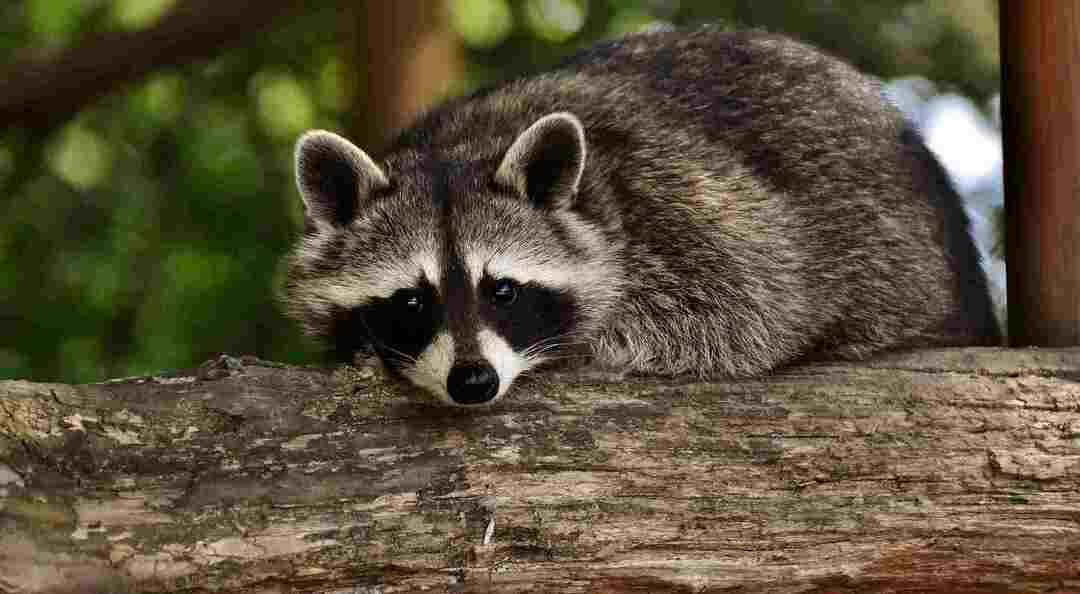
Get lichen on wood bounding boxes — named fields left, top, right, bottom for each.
left=1, top=349, right=1079, bottom=593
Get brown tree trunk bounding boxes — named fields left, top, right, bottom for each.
left=2, top=348, right=1079, bottom=593
left=1001, top=1, right=1080, bottom=346
left=349, top=0, right=461, bottom=150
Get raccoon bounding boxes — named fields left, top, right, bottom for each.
left=283, top=27, right=999, bottom=407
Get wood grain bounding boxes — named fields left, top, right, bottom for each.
left=1002, top=1, right=1080, bottom=346
left=1, top=349, right=1079, bottom=593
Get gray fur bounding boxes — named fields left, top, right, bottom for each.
left=283, top=27, right=999, bottom=398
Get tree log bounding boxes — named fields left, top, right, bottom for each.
left=1, top=348, right=1079, bottom=593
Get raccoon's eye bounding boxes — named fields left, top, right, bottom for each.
left=491, top=279, right=518, bottom=306
left=394, top=289, right=424, bottom=313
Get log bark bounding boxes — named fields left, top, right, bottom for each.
left=1, top=348, right=1079, bottom=593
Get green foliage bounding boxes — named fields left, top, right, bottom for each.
left=46, top=124, right=113, bottom=190
left=26, top=0, right=96, bottom=43
left=111, top=0, right=177, bottom=29
left=452, top=0, right=514, bottom=48
left=525, top=0, right=587, bottom=42
left=0, top=0, right=999, bottom=382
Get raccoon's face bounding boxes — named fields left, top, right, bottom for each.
left=285, top=113, right=622, bottom=406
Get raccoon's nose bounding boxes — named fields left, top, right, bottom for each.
left=447, top=362, right=499, bottom=405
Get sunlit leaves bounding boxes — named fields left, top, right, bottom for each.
left=606, top=9, right=667, bottom=35
left=129, top=74, right=186, bottom=129
left=317, top=58, right=350, bottom=112
left=111, top=0, right=177, bottom=29
left=251, top=71, right=315, bottom=140
left=28, top=0, right=179, bottom=37
left=452, top=0, right=514, bottom=48
left=525, top=0, right=586, bottom=41
left=46, top=125, right=113, bottom=190
left=26, top=0, right=93, bottom=43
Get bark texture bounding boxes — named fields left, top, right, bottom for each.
left=1, top=348, right=1079, bottom=593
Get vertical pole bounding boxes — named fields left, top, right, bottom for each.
left=1000, top=1, right=1080, bottom=346
left=350, top=0, right=461, bottom=151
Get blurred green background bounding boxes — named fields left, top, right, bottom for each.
left=0, top=0, right=1000, bottom=383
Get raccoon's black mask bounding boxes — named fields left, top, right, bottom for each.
left=286, top=113, right=620, bottom=406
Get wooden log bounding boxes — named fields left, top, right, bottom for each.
left=1, top=349, right=1079, bottom=593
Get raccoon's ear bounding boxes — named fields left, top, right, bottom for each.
left=495, top=112, right=586, bottom=209
left=294, top=130, right=389, bottom=226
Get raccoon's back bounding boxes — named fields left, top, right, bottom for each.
left=391, top=28, right=999, bottom=372
left=566, top=30, right=996, bottom=340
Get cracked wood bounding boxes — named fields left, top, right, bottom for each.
left=1, top=348, right=1079, bottom=593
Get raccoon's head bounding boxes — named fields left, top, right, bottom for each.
left=284, top=113, right=623, bottom=406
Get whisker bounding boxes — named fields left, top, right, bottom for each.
left=521, top=332, right=592, bottom=362
left=522, top=342, right=576, bottom=360
left=351, top=314, right=419, bottom=365
left=521, top=331, right=586, bottom=351
left=377, top=344, right=418, bottom=365
left=525, top=342, right=589, bottom=357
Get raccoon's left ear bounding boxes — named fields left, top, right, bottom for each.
left=294, top=130, right=390, bottom=227
left=495, top=112, right=586, bottom=209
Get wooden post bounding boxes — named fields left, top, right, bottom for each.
left=1000, top=1, right=1080, bottom=346
left=349, top=0, right=461, bottom=151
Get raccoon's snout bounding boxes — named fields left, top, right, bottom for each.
left=447, top=362, right=499, bottom=405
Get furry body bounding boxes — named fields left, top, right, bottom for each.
left=284, top=28, right=999, bottom=406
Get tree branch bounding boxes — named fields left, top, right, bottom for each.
left=0, top=0, right=303, bottom=130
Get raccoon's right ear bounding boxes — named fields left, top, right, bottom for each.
left=294, top=130, right=389, bottom=226
left=495, top=112, right=586, bottom=209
